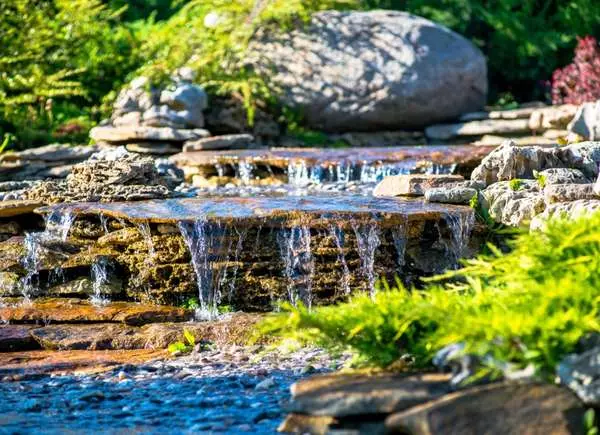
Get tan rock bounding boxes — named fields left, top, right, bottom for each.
left=425, top=119, right=530, bottom=141
left=385, top=383, right=585, bottom=435
left=0, top=298, right=192, bottom=326
left=278, top=414, right=338, bottom=435
left=528, top=104, right=578, bottom=131
left=0, top=200, right=43, bottom=218
left=373, top=175, right=464, bottom=197
left=90, top=126, right=210, bottom=143
left=471, top=135, right=556, bottom=147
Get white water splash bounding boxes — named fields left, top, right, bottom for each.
left=351, top=221, right=381, bottom=297
left=90, top=257, right=111, bottom=306
left=279, top=226, right=315, bottom=308
left=238, top=160, right=256, bottom=185
left=329, top=225, right=351, bottom=296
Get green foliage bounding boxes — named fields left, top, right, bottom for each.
left=168, top=328, right=196, bottom=355
left=182, top=297, right=200, bottom=310
left=585, top=409, right=598, bottom=435
left=0, top=0, right=141, bottom=148
left=533, top=170, right=547, bottom=189
left=508, top=179, right=524, bottom=191
left=259, top=212, right=600, bottom=377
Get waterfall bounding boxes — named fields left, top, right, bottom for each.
left=137, top=222, right=155, bottom=261
left=351, top=221, right=381, bottom=297
left=444, top=212, right=475, bottom=267
left=391, top=219, right=408, bottom=270
left=278, top=226, right=315, bottom=308
left=19, top=210, right=76, bottom=302
left=90, top=257, right=110, bottom=306
left=237, top=160, right=256, bottom=185
left=329, top=224, right=351, bottom=296
left=178, top=219, right=231, bottom=320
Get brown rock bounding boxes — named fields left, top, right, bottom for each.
left=0, top=325, right=40, bottom=352
left=373, top=175, right=464, bottom=197
left=0, top=298, right=192, bottom=326
left=0, top=349, right=165, bottom=378
left=278, top=414, right=339, bottom=435
left=0, top=200, right=43, bottom=218
left=528, top=104, right=578, bottom=130
left=289, top=372, right=452, bottom=417
left=30, top=324, right=143, bottom=351
left=385, top=383, right=585, bottom=435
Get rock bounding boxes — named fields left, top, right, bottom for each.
left=126, top=143, right=181, bottom=155
left=530, top=200, right=600, bottom=230
left=471, top=135, right=556, bottom=147
left=373, top=175, right=464, bottom=197
left=425, top=187, right=478, bottom=205
left=30, top=324, right=144, bottom=351
left=142, top=105, right=186, bottom=129
left=183, top=134, right=255, bottom=152
left=252, top=11, right=486, bottom=132
left=0, top=200, right=43, bottom=218
left=425, top=119, right=530, bottom=141
left=558, top=346, right=600, bottom=406
left=471, top=140, right=561, bottom=186
left=278, top=414, right=338, bottom=435
left=47, top=277, right=122, bottom=298
left=385, top=383, right=585, bottom=435
left=0, top=144, right=99, bottom=163
left=529, top=104, right=579, bottom=131
left=544, top=184, right=597, bottom=204
left=543, top=129, right=570, bottom=140
left=0, top=272, right=21, bottom=296
left=557, top=141, right=600, bottom=179
left=89, top=126, right=210, bottom=143
left=539, top=168, right=590, bottom=185
left=0, top=181, right=37, bottom=192
left=568, top=100, right=600, bottom=140
left=0, top=325, right=40, bottom=352
left=0, top=298, right=192, bottom=326
left=0, top=349, right=164, bottom=377
left=24, top=151, right=176, bottom=205
left=159, top=83, right=208, bottom=128
left=481, top=180, right=545, bottom=227
left=288, top=372, right=452, bottom=417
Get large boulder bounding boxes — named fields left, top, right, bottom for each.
left=253, top=11, right=487, bottom=132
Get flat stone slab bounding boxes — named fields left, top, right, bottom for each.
left=0, top=144, right=100, bottom=163
left=0, top=349, right=165, bottom=378
left=385, top=383, right=585, bottom=435
left=0, top=298, right=192, bottom=326
left=171, top=145, right=495, bottom=171
left=544, top=184, right=597, bottom=204
left=28, top=313, right=263, bottom=351
left=183, top=134, right=255, bottom=152
left=0, top=325, right=40, bottom=352
left=37, top=195, right=474, bottom=230
left=289, top=372, right=452, bottom=417
left=0, top=200, right=44, bottom=218
left=90, top=126, right=210, bottom=143
left=425, top=119, right=531, bottom=140
left=373, top=175, right=464, bottom=197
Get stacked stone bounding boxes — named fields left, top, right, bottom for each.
left=90, top=70, right=258, bottom=155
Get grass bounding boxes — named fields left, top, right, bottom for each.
left=258, top=212, right=600, bottom=379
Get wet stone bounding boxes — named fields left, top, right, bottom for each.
left=0, top=325, right=41, bottom=352
left=0, top=298, right=192, bottom=326
left=373, top=174, right=464, bottom=197
left=425, top=186, right=478, bottom=205
left=385, top=383, right=586, bottom=435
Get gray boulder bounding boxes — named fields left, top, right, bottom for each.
left=538, top=168, right=590, bottom=185
left=253, top=11, right=487, bottom=132
left=481, top=180, right=545, bottom=227
left=568, top=100, right=600, bottom=140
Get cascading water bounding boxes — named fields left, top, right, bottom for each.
left=137, top=222, right=155, bottom=261
left=179, top=219, right=233, bottom=320
left=329, top=224, right=351, bottom=296
left=444, top=212, right=475, bottom=266
left=90, top=257, right=110, bottom=306
left=351, top=221, right=381, bottom=297
left=238, top=160, right=256, bottom=185
left=18, top=210, right=76, bottom=302
left=278, top=225, right=315, bottom=308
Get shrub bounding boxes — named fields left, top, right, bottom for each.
left=552, top=36, right=600, bottom=105
left=0, top=0, right=141, bottom=148
left=259, top=212, right=600, bottom=379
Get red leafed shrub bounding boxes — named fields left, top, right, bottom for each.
left=552, top=36, right=600, bottom=105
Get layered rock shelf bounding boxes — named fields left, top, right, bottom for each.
left=0, top=196, right=477, bottom=314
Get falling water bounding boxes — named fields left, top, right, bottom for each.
left=90, top=257, right=110, bottom=306
left=351, top=221, right=381, bottom=297
left=278, top=226, right=315, bottom=308
left=179, top=219, right=231, bottom=320
left=137, top=222, right=155, bottom=261
left=329, top=225, right=351, bottom=296
left=220, top=228, right=246, bottom=304
left=238, top=160, right=256, bottom=185
left=391, top=220, right=408, bottom=270
left=444, top=212, right=475, bottom=266
left=19, top=210, right=76, bottom=301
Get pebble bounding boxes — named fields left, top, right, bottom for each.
left=0, top=346, right=347, bottom=433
